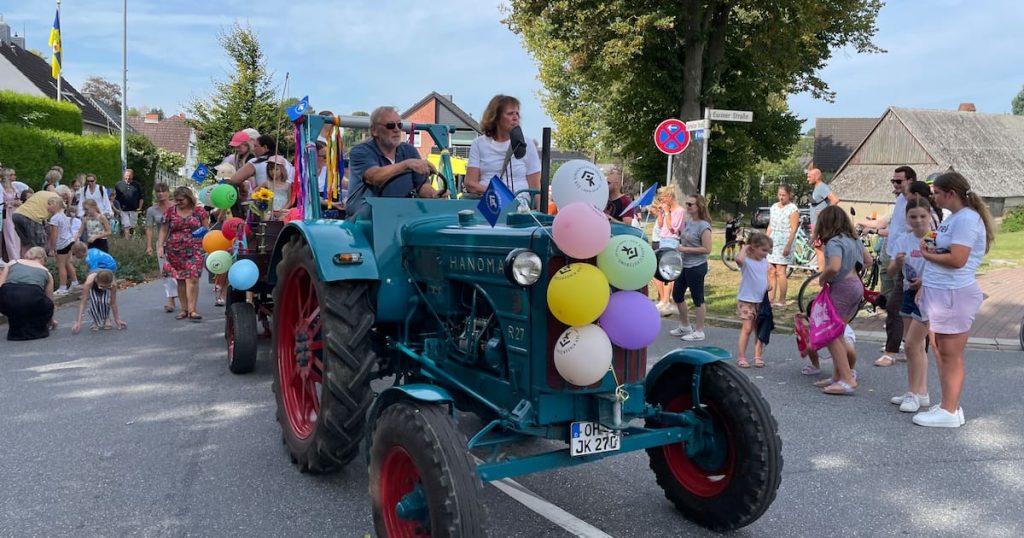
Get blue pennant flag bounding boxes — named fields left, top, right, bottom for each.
left=620, top=183, right=658, bottom=216
left=287, top=96, right=310, bottom=121
left=191, top=163, right=210, bottom=183
left=477, top=175, right=514, bottom=227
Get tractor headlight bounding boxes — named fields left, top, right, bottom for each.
left=504, top=249, right=543, bottom=287
left=655, top=248, right=682, bottom=282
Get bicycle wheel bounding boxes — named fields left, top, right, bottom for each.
left=721, top=242, right=740, bottom=271
left=1019, top=315, right=1023, bottom=352
left=797, top=272, right=822, bottom=314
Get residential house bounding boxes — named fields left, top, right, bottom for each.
left=0, top=22, right=121, bottom=135
left=830, top=105, right=1024, bottom=217
left=401, top=92, right=481, bottom=159
left=127, top=112, right=199, bottom=179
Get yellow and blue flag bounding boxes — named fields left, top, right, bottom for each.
left=48, top=10, right=62, bottom=79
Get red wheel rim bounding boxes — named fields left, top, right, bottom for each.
left=276, top=264, right=324, bottom=440
left=661, top=394, right=737, bottom=497
left=380, top=446, right=426, bottom=537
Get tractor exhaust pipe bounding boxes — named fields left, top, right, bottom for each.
left=540, top=127, right=551, bottom=213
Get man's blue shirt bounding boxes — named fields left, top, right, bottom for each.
left=345, top=139, right=426, bottom=220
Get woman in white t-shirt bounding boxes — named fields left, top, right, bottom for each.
left=912, top=172, right=995, bottom=429
left=464, top=95, right=541, bottom=204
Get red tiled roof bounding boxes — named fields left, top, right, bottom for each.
left=127, top=115, right=191, bottom=155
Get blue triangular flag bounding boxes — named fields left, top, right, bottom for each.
left=620, top=183, right=658, bottom=216
left=477, top=175, right=514, bottom=227
left=287, top=96, right=309, bottom=121
left=191, top=163, right=210, bottom=183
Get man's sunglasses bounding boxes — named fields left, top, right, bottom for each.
left=890, top=179, right=906, bottom=184
left=379, top=122, right=403, bottom=131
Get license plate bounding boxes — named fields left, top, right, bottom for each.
left=569, top=421, right=621, bottom=457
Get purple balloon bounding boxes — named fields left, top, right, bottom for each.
left=598, top=291, right=661, bottom=350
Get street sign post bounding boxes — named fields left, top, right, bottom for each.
left=654, top=118, right=691, bottom=190
left=699, top=108, right=754, bottom=196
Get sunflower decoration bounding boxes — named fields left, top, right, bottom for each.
left=248, top=187, right=275, bottom=218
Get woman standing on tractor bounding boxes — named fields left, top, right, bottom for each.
left=464, top=95, right=541, bottom=202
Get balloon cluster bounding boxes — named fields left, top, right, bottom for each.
left=546, top=160, right=660, bottom=387
left=202, top=203, right=259, bottom=291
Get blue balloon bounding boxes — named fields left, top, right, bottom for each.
left=191, top=226, right=209, bottom=239
left=227, top=259, right=259, bottom=290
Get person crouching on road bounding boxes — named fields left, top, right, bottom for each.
left=71, top=269, right=127, bottom=333
left=735, top=233, right=772, bottom=368
left=0, top=246, right=57, bottom=340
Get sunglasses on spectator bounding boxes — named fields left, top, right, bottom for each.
left=890, top=179, right=906, bottom=184
left=379, top=122, right=403, bottom=130
left=685, top=202, right=696, bottom=207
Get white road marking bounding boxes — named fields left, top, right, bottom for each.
left=477, top=458, right=614, bottom=538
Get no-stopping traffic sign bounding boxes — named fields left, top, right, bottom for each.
left=653, top=118, right=690, bottom=155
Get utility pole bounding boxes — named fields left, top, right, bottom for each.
left=120, top=0, right=127, bottom=170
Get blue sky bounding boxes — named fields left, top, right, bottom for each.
left=2, top=0, right=1022, bottom=141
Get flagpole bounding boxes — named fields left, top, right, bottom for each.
left=55, top=0, right=61, bottom=102
left=120, top=0, right=127, bottom=169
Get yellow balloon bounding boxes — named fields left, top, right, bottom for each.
left=547, top=263, right=610, bottom=326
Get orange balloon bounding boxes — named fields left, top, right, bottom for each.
left=548, top=201, right=558, bottom=215
left=202, top=230, right=232, bottom=253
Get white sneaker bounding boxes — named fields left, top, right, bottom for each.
left=70, top=280, right=80, bottom=289
left=925, top=404, right=964, bottom=424
left=54, top=287, right=68, bottom=296
left=681, top=331, right=706, bottom=342
left=912, top=406, right=962, bottom=428
left=899, top=393, right=931, bottom=413
left=891, top=392, right=930, bottom=407
left=891, top=392, right=913, bottom=405
left=669, top=325, right=693, bottom=337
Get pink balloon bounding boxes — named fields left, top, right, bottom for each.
left=552, top=202, right=610, bottom=259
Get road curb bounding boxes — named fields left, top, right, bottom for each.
left=851, top=329, right=1021, bottom=352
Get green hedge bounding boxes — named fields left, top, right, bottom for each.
left=0, top=90, right=83, bottom=134
left=0, top=123, right=120, bottom=189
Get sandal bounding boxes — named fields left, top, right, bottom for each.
left=188, top=312, right=203, bottom=322
left=214, top=298, right=225, bottom=307
left=164, top=304, right=175, bottom=313
left=801, top=364, right=821, bottom=375
left=737, top=358, right=750, bottom=368
left=754, top=357, right=765, bottom=368
left=175, top=311, right=188, bottom=320
left=90, top=324, right=99, bottom=332
left=873, top=355, right=897, bottom=367
left=822, top=380, right=856, bottom=395
left=813, top=377, right=837, bottom=388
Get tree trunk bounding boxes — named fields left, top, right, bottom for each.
left=672, top=0, right=711, bottom=196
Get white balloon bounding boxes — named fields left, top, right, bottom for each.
left=553, top=324, right=613, bottom=386
left=552, top=159, right=608, bottom=210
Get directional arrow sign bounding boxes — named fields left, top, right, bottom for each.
left=708, top=109, right=753, bottom=122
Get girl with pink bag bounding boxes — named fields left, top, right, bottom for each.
left=812, top=206, right=874, bottom=395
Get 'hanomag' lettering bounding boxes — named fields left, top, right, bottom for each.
left=447, top=255, right=503, bottom=275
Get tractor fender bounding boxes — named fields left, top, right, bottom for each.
left=268, top=220, right=379, bottom=285
left=645, top=346, right=732, bottom=394
left=364, top=384, right=455, bottom=460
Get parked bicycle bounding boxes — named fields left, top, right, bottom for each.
left=784, top=216, right=818, bottom=277
left=797, top=271, right=887, bottom=315
left=1019, top=313, right=1023, bottom=352
left=854, top=224, right=881, bottom=291
left=720, top=212, right=747, bottom=271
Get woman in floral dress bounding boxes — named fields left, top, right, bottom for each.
left=765, top=184, right=800, bottom=307
left=157, top=187, right=210, bottom=321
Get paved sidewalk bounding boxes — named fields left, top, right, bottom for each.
left=850, top=266, right=1024, bottom=351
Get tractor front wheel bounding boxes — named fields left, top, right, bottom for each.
left=271, top=236, right=376, bottom=473
left=369, top=401, right=486, bottom=537
left=227, top=301, right=258, bottom=374
left=645, top=362, right=782, bottom=531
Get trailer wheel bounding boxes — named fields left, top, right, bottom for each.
left=272, top=236, right=376, bottom=473
left=645, top=362, right=782, bottom=531
left=369, top=401, right=486, bottom=537
left=227, top=301, right=258, bottom=374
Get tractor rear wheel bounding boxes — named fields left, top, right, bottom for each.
left=645, top=362, right=782, bottom=531
left=227, top=301, right=258, bottom=374
left=271, top=236, right=376, bottom=473
left=369, top=401, right=486, bottom=537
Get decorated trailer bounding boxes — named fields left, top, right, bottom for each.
left=261, top=113, right=782, bottom=535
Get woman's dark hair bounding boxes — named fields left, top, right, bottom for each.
left=173, top=186, right=197, bottom=208
left=777, top=184, right=793, bottom=198
left=256, top=134, right=278, bottom=154
left=905, top=187, right=940, bottom=223
left=480, top=95, right=520, bottom=138
left=907, top=180, right=931, bottom=200
left=814, top=205, right=856, bottom=245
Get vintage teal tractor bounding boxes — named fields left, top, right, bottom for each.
left=268, top=114, right=782, bottom=535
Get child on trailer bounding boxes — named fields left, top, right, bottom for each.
left=71, top=268, right=126, bottom=333
left=735, top=232, right=772, bottom=368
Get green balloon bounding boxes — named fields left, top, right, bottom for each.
left=205, top=250, right=234, bottom=275
left=596, top=234, right=657, bottom=291
left=210, top=184, right=237, bottom=209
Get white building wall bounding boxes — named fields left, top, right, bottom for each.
left=0, top=58, right=45, bottom=96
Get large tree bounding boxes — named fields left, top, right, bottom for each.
left=81, top=75, right=122, bottom=108
left=504, top=1, right=882, bottom=201
left=1013, top=84, right=1024, bottom=115
left=187, top=23, right=287, bottom=164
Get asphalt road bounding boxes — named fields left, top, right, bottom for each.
left=1, top=280, right=1022, bottom=537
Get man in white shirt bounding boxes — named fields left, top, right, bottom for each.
left=76, top=173, right=114, bottom=217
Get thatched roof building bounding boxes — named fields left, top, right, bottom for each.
left=830, top=106, right=1024, bottom=216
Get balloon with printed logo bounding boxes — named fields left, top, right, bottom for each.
left=551, top=159, right=608, bottom=210
left=210, top=184, right=238, bottom=209
left=553, top=324, right=613, bottom=386
left=227, top=259, right=259, bottom=291
left=596, top=234, right=656, bottom=290
left=547, top=263, right=610, bottom=326
left=599, top=291, right=660, bottom=349
left=552, top=202, right=610, bottom=259
left=221, top=217, right=250, bottom=241
left=198, top=185, right=216, bottom=207
left=205, top=250, right=234, bottom=275
left=202, top=230, right=232, bottom=253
